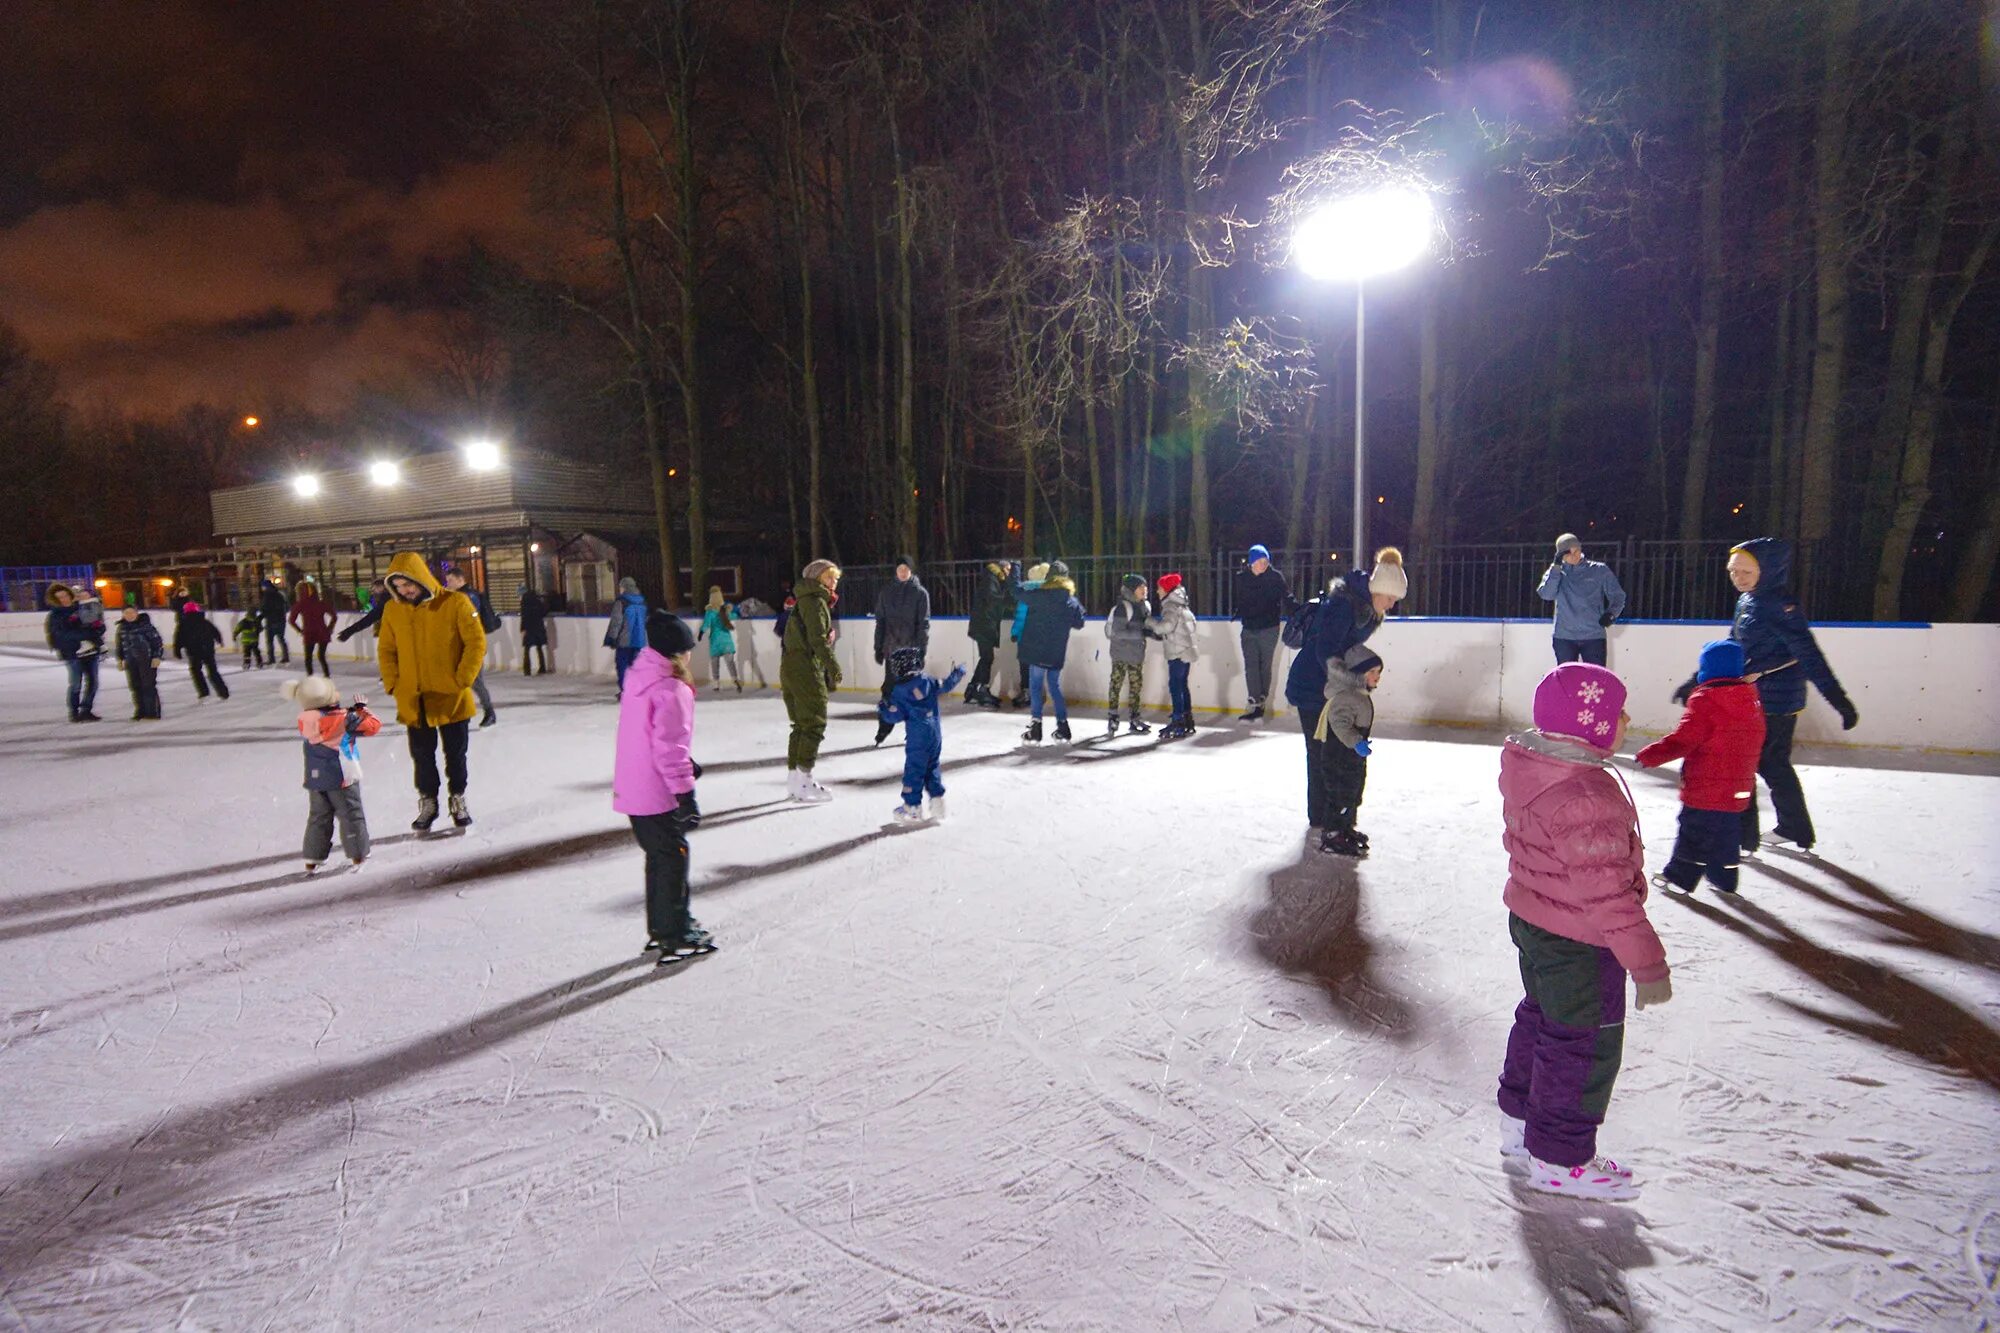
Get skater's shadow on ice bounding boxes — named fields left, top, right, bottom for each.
left=0, top=835, right=430, bottom=941
left=695, top=826, right=915, bottom=896
left=1245, top=850, right=1417, bottom=1041
left=1511, top=1177, right=1655, bottom=1333
left=1756, top=856, right=2000, bottom=973
left=696, top=743, right=881, bottom=776
left=1667, top=892, right=2000, bottom=1092
left=0, top=957, right=676, bottom=1300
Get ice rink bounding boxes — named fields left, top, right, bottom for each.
left=2, top=649, right=1996, bottom=1330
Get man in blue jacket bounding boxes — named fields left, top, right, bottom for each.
left=1676, top=537, right=1858, bottom=854
left=1537, top=533, right=1626, bottom=665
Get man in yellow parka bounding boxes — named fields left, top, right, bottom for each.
left=378, top=552, right=487, bottom=831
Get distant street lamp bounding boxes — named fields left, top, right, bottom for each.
left=464, top=439, right=503, bottom=472
left=243, top=415, right=260, bottom=429
left=292, top=474, right=320, bottom=498
left=1292, top=185, right=1435, bottom=571
left=370, top=460, right=402, bottom=487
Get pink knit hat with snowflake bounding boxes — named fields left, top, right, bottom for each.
left=1532, top=663, right=1627, bottom=752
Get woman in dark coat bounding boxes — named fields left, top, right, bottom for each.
left=519, top=588, right=550, bottom=675
left=1283, top=548, right=1405, bottom=831
left=965, top=561, right=1013, bottom=708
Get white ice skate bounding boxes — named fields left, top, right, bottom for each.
left=892, top=803, right=925, bottom=823
left=1524, top=1154, right=1638, bottom=1201
left=928, top=797, right=948, bottom=822
left=1499, top=1112, right=1529, bottom=1160
left=791, top=771, right=832, bottom=804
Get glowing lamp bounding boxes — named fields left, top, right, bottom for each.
left=243, top=415, right=259, bottom=428
left=1291, top=187, right=1435, bottom=282
left=293, top=474, right=320, bottom=498
left=464, top=439, right=502, bottom=471
left=370, top=460, right=401, bottom=487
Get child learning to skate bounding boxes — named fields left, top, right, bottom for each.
left=282, top=676, right=382, bottom=874
left=876, top=646, right=966, bottom=822
left=1495, top=662, right=1671, bottom=1201
left=612, top=608, right=713, bottom=962
left=236, top=608, right=266, bottom=668
left=1637, top=640, right=1765, bottom=894
left=1314, top=644, right=1382, bottom=857
left=1102, top=575, right=1152, bottom=735
left=1148, top=573, right=1199, bottom=739
left=114, top=605, right=166, bottom=720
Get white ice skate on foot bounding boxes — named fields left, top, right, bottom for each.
left=892, top=803, right=925, bottom=823
left=1524, top=1154, right=1639, bottom=1201
left=1499, top=1113, right=1529, bottom=1160
left=305, top=861, right=322, bottom=876
left=928, top=797, right=947, bottom=822
left=792, top=771, right=832, bottom=804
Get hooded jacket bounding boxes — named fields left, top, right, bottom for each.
left=1316, top=645, right=1377, bottom=749
left=968, top=565, right=1014, bottom=648
left=113, top=615, right=164, bottom=669
left=1498, top=731, right=1668, bottom=983
left=1234, top=564, right=1296, bottom=631
left=1637, top=678, right=1766, bottom=812
left=1283, top=570, right=1379, bottom=709
left=1715, top=538, right=1850, bottom=718
left=260, top=579, right=290, bottom=624
left=612, top=647, right=696, bottom=816
left=289, top=588, right=338, bottom=645
left=174, top=610, right=223, bottom=659
left=236, top=610, right=265, bottom=648
left=781, top=578, right=841, bottom=691
left=1104, top=590, right=1152, bottom=666
left=1537, top=557, right=1627, bottom=640
left=377, top=552, right=487, bottom=727
left=298, top=703, right=382, bottom=792
left=518, top=589, right=549, bottom=646
left=1016, top=576, right=1086, bottom=670
left=1148, top=585, right=1200, bottom=663
left=873, top=571, right=931, bottom=662
left=606, top=590, right=648, bottom=651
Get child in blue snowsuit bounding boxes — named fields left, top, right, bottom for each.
left=876, top=646, right=965, bottom=823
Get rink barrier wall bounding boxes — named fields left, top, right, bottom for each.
left=4, top=610, right=1994, bottom=753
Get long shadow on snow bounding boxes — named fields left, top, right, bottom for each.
left=1510, top=1175, right=1655, bottom=1333
left=1755, top=853, right=2000, bottom=973
left=0, top=957, right=674, bottom=1300
left=1244, top=847, right=1418, bottom=1041
left=1665, top=892, right=2000, bottom=1091
left=693, top=825, right=922, bottom=897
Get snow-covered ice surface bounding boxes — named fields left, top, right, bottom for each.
left=2, top=649, right=1997, bottom=1331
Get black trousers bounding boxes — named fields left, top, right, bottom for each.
left=968, top=643, right=996, bottom=696
left=1664, top=807, right=1741, bottom=892
left=186, top=650, right=229, bottom=698
left=303, top=641, right=329, bottom=676
left=407, top=719, right=471, bottom=797
left=471, top=671, right=494, bottom=717
left=265, top=621, right=289, bottom=662
left=523, top=643, right=548, bottom=674
left=1323, top=737, right=1368, bottom=833
left=1740, top=712, right=1813, bottom=850
left=1299, top=709, right=1328, bottom=828
left=629, top=813, right=692, bottom=940
left=125, top=662, right=162, bottom=718
left=1553, top=636, right=1609, bottom=666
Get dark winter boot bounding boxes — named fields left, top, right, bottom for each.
left=449, top=793, right=473, bottom=828
left=1242, top=706, right=1264, bottom=722
left=412, top=795, right=439, bottom=832
left=1052, top=720, right=1072, bottom=742
left=1022, top=719, right=1043, bottom=743
left=479, top=712, right=497, bottom=729
left=1319, top=829, right=1366, bottom=857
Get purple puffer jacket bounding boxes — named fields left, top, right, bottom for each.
left=1498, top=731, right=1669, bottom=984
left=613, top=647, right=696, bottom=816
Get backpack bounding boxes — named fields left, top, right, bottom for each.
left=773, top=603, right=791, bottom=641
left=475, top=592, right=501, bottom=634
left=1281, top=598, right=1321, bottom=651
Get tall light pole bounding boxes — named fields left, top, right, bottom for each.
left=1291, top=186, right=1435, bottom=571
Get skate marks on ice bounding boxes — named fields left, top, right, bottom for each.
left=1665, top=891, right=2000, bottom=1092
left=0, top=957, right=678, bottom=1323
left=1244, top=849, right=1417, bottom=1041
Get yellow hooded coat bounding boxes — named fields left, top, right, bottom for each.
left=377, top=552, right=487, bottom=727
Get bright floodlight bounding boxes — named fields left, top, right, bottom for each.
left=1292, top=186, right=1435, bottom=281
left=370, top=460, right=401, bottom=487
left=292, top=473, right=321, bottom=498
left=464, top=439, right=502, bottom=471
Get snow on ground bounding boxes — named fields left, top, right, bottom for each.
left=1, top=648, right=1996, bottom=1331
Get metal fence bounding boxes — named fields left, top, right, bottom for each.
left=0, top=565, right=96, bottom=612
left=837, top=538, right=1862, bottom=623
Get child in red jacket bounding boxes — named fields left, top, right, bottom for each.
left=1637, top=640, right=1766, bottom=894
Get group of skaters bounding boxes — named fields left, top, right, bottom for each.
left=41, top=529, right=1864, bottom=1196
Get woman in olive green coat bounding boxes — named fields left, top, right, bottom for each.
left=780, top=560, right=842, bottom=802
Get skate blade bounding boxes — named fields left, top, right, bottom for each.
left=656, top=943, right=716, bottom=966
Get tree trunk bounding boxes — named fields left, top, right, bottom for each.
left=1796, top=0, right=1859, bottom=549
left=675, top=55, right=706, bottom=606
left=1946, top=395, right=2000, bottom=622
left=1873, top=219, right=1997, bottom=618
left=1680, top=0, right=1727, bottom=545
left=891, top=128, right=918, bottom=561
left=1084, top=337, right=1105, bottom=557
left=1411, top=284, right=1447, bottom=554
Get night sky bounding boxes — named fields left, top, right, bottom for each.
left=0, top=1, right=559, bottom=414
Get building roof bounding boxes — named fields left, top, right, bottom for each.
left=210, top=450, right=657, bottom=544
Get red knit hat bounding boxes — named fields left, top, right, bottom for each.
left=1157, top=572, right=1184, bottom=597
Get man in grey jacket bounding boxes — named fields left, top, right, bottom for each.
left=1536, top=533, right=1626, bottom=665
left=872, top=556, right=930, bottom=683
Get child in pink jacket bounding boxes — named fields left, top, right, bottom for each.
left=613, top=609, right=711, bottom=962
left=1495, top=662, right=1671, bottom=1201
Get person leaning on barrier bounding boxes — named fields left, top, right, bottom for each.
left=1537, top=533, right=1626, bottom=665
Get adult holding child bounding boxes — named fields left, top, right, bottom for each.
left=1282, top=548, right=1405, bottom=834
left=1536, top=533, right=1626, bottom=665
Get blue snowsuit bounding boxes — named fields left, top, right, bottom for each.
left=879, top=665, right=967, bottom=807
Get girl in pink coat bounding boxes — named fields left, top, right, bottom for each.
left=613, top=609, right=712, bottom=962
left=1495, top=662, right=1671, bottom=1201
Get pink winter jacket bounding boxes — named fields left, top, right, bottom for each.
left=612, top=648, right=696, bottom=816
left=1498, top=731, right=1669, bottom=984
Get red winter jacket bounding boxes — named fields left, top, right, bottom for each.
left=1635, top=679, right=1766, bottom=812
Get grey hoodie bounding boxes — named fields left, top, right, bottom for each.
left=1148, top=586, right=1199, bottom=662
left=1104, top=592, right=1152, bottom=665
left=1317, top=644, right=1378, bottom=748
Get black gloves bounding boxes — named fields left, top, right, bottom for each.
left=1671, top=676, right=1696, bottom=706
left=1599, top=612, right=1616, bottom=628
left=671, top=789, right=701, bottom=831
left=873, top=720, right=893, bottom=747
left=1830, top=693, right=1859, bottom=731
left=690, top=758, right=704, bottom=779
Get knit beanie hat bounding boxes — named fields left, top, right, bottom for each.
left=182, top=601, right=202, bottom=614
left=894, top=554, right=916, bottom=573
left=887, top=645, right=925, bottom=680
left=1532, top=663, right=1627, bottom=752
left=1697, top=639, right=1745, bottom=683
left=1247, top=544, right=1271, bottom=564
left=802, top=559, right=840, bottom=582
left=1156, top=572, right=1184, bottom=597
left=618, top=576, right=640, bottom=594
left=646, top=609, right=697, bottom=657
left=1120, top=573, right=1145, bottom=594
left=282, top=676, right=340, bottom=710
left=1368, top=547, right=1407, bottom=601
left=1555, top=532, right=1583, bottom=557
left=1026, top=562, right=1050, bottom=582
left=1343, top=644, right=1383, bottom=677
left=1046, top=560, right=1070, bottom=580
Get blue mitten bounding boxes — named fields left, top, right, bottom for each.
left=1354, top=740, right=1372, bottom=758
